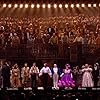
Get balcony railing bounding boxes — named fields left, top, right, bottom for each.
left=0, top=43, right=99, bottom=60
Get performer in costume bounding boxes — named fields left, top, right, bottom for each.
left=58, top=64, right=75, bottom=88
left=21, top=63, right=30, bottom=87
left=11, top=64, right=20, bottom=88
left=39, top=63, right=52, bottom=89
left=73, top=66, right=82, bottom=87
left=82, top=64, right=94, bottom=87
left=92, top=63, right=99, bottom=87
left=2, top=61, right=10, bottom=88
left=51, top=64, right=61, bottom=89
left=0, top=61, right=3, bottom=88
left=30, top=63, right=39, bottom=88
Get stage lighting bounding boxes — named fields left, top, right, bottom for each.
left=65, top=4, right=68, bottom=8
left=48, top=4, right=51, bottom=8
left=93, top=4, right=96, bottom=7
left=37, top=4, right=40, bottom=8
left=76, top=4, right=80, bottom=8
left=71, top=4, right=74, bottom=8
left=20, top=4, right=23, bottom=8
left=81, top=4, right=85, bottom=7
left=3, top=4, right=7, bottom=8
left=54, top=4, right=57, bottom=8
left=99, top=4, right=100, bottom=7
left=25, top=4, right=28, bottom=8
left=59, top=4, right=62, bottom=8
left=14, top=4, right=18, bottom=8
left=88, top=4, right=91, bottom=7
left=42, top=4, right=46, bottom=8
left=8, top=4, right=12, bottom=8
left=31, top=4, right=34, bottom=8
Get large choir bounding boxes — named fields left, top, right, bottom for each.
left=0, top=61, right=100, bottom=89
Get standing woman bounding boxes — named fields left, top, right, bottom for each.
left=51, top=64, right=61, bottom=89
left=58, top=64, right=75, bottom=88
left=30, top=63, right=39, bottom=88
left=82, top=64, right=94, bottom=87
left=21, top=63, right=30, bottom=87
left=11, top=64, right=20, bottom=88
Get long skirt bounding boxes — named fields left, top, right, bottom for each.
left=58, top=73, right=75, bottom=87
left=82, top=72, right=94, bottom=87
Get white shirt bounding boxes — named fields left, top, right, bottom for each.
left=39, top=67, right=52, bottom=76
left=53, top=67, right=58, bottom=74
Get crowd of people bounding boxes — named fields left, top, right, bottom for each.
left=0, top=89, right=99, bottom=100
left=0, top=14, right=99, bottom=57
left=0, top=60, right=100, bottom=89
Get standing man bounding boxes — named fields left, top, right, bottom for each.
left=21, top=63, right=30, bottom=87
left=0, top=61, right=3, bottom=88
left=39, top=63, right=52, bottom=89
left=2, top=61, right=10, bottom=88
left=30, top=63, right=39, bottom=88
left=93, top=63, right=99, bottom=87
left=48, top=33, right=58, bottom=56
left=51, top=64, right=61, bottom=89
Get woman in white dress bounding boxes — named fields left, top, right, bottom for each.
left=82, top=64, right=94, bottom=87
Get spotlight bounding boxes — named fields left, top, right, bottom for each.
left=48, top=4, right=51, bottom=8
left=31, top=4, right=34, bottom=8
left=3, top=4, right=7, bottom=8
left=42, top=4, right=46, bottom=8
left=59, top=4, right=62, bottom=8
left=37, top=4, right=40, bottom=8
left=65, top=4, right=68, bottom=8
left=71, top=4, right=74, bottom=8
left=54, top=4, right=57, bottom=8
left=14, top=4, right=18, bottom=8
left=99, top=4, right=100, bottom=7
left=76, top=4, right=80, bottom=8
left=93, top=4, right=96, bottom=7
left=25, top=4, right=28, bottom=8
left=8, top=4, right=12, bottom=8
left=81, top=4, right=85, bottom=7
left=20, top=4, right=23, bottom=8
left=88, top=4, right=91, bottom=7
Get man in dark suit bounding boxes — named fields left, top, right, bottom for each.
left=93, top=63, right=99, bottom=87
left=2, top=61, right=10, bottom=88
